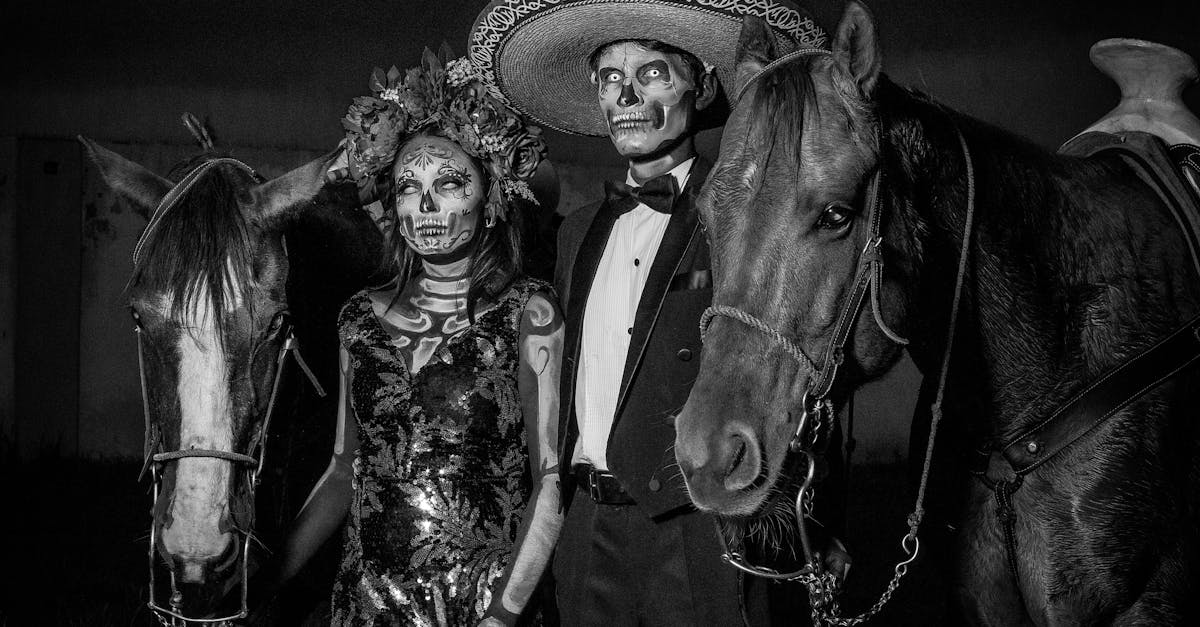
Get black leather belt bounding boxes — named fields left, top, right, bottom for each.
left=572, top=464, right=635, bottom=505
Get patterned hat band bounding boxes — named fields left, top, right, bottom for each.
left=469, top=0, right=828, bottom=136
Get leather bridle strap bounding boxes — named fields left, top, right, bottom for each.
left=808, top=169, right=908, bottom=399
left=699, top=166, right=908, bottom=409
left=137, top=326, right=326, bottom=477
left=700, top=125, right=978, bottom=627
left=139, top=325, right=325, bottom=627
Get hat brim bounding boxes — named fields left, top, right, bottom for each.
left=470, top=0, right=827, bottom=136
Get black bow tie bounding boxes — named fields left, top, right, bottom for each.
left=604, top=173, right=679, bottom=215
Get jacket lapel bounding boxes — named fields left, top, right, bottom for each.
left=613, top=158, right=711, bottom=421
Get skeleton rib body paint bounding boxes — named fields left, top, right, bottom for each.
left=593, top=42, right=714, bottom=161
left=372, top=274, right=472, bottom=374
left=393, top=136, right=482, bottom=256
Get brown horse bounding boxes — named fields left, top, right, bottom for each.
left=674, top=3, right=1200, bottom=624
left=83, top=136, right=382, bottom=622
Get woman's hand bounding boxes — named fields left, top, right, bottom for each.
left=477, top=617, right=508, bottom=627
left=821, top=536, right=852, bottom=582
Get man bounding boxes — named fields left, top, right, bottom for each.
left=470, top=1, right=836, bottom=623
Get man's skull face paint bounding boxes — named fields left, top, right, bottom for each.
left=392, top=135, right=484, bottom=258
left=594, top=42, right=700, bottom=158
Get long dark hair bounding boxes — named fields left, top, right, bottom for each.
left=378, top=131, right=525, bottom=321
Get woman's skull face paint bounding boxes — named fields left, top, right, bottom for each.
left=391, top=135, right=484, bottom=257
left=594, top=42, right=701, bottom=158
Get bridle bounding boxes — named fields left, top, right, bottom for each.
left=133, top=158, right=328, bottom=626
left=698, top=48, right=979, bottom=625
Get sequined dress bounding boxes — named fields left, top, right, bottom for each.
left=331, top=278, right=548, bottom=626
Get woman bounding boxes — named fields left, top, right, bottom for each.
left=274, top=48, right=563, bottom=627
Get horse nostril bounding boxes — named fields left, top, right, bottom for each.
left=212, top=535, right=240, bottom=574
left=722, top=429, right=762, bottom=492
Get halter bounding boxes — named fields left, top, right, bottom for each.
left=698, top=65, right=979, bottom=622
left=133, top=157, right=327, bottom=626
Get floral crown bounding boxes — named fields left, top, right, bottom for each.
left=341, top=45, right=547, bottom=224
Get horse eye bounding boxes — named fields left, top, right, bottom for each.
left=268, top=311, right=290, bottom=334
left=816, top=202, right=855, bottom=230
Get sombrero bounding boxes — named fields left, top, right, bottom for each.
left=469, top=0, right=828, bottom=137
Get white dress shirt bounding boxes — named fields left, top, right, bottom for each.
left=572, top=158, right=696, bottom=469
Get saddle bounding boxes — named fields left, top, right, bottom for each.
left=1060, top=130, right=1200, bottom=278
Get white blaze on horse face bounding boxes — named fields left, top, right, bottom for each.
left=594, top=42, right=698, bottom=158
left=160, top=285, right=238, bottom=581
left=392, top=135, right=484, bottom=257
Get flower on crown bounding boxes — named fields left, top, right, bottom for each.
left=340, top=45, right=547, bottom=225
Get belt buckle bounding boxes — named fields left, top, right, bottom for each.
left=587, top=470, right=603, bottom=502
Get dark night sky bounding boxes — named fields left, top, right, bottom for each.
left=2, top=0, right=1198, bottom=162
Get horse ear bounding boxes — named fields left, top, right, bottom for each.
left=78, top=136, right=171, bottom=221
left=251, top=146, right=350, bottom=225
left=833, top=1, right=882, bottom=99
left=734, top=16, right=778, bottom=96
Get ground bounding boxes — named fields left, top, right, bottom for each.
left=0, top=458, right=946, bottom=626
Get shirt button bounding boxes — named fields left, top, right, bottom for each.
left=677, top=348, right=693, bottom=361
left=648, top=478, right=662, bottom=492
left=627, top=327, right=633, bottom=335
left=634, top=258, right=641, bottom=266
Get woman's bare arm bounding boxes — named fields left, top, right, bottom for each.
left=481, top=291, right=565, bottom=625
left=276, top=345, right=359, bottom=584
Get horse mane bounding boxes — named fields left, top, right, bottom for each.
left=131, top=156, right=263, bottom=336
left=745, top=55, right=826, bottom=166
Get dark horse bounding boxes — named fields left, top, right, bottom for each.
left=82, top=135, right=382, bottom=621
left=674, top=3, right=1200, bottom=624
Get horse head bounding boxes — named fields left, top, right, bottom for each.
left=675, top=2, right=913, bottom=518
left=674, top=3, right=1200, bottom=620
left=82, top=136, right=377, bottom=616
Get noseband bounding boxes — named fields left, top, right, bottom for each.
left=134, top=158, right=328, bottom=626
left=697, top=62, right=980, bottom=623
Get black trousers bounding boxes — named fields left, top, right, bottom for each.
left=553, top=489, right=764, bottom=626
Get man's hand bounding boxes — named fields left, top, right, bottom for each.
left=477, top=617, right=508, bottom=627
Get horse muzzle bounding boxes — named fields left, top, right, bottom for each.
left=675, top=412, right=771, bottom=516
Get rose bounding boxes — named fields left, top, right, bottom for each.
left=342, top=96, right=405, bottom=178
left=469, top=99, right=498, bottom=127
left=504, top=128, right=546, bottom=181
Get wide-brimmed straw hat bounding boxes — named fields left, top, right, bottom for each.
left=468, top=0, right=828, bottom=137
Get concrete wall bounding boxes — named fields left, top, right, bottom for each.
left=0, top=0, right=1196, bottom=463
left=69, top=142, right=622, bottom=460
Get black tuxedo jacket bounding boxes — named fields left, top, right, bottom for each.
left=554, top=158, right=713, bottom=519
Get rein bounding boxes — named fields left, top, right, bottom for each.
left=698, top=87, right=980, bottom=623
left=133, top=157, right=326, bottom=626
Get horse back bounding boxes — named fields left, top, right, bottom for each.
left=1061, top=130, right=1200, bottom=281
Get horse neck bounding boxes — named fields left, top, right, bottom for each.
left=879, top=79, right=1198, bottom=439
left=278, top=192, right=383, bottom=375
